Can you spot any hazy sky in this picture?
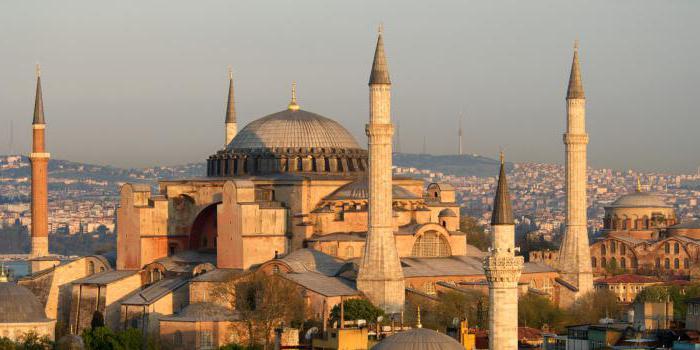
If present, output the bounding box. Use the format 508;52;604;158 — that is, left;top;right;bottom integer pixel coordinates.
1;1;698;172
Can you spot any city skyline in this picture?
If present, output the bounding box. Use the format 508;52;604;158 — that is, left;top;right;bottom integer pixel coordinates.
1;1;698;172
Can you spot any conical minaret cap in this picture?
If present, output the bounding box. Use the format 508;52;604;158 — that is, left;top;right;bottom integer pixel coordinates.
369;26;391;85
225;66;236;123
33;64;45;125
566;41;585;100
491;152;514;225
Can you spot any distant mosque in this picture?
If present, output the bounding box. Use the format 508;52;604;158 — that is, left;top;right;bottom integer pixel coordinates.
5;29;599;350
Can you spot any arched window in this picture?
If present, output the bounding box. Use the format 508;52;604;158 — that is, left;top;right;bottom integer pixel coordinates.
664;242;670;254
611;241;616;254
674;258;680;269
632;257;638;268
674;243;680;254
655;258;661;268
620;244;626;255
591;257;597;268
601;257;607;268
664;258;670;269
620;257;626;268
88;261;95;275
345;246;354;258
601;244;606;256
411;231;451;257
610;257;617;268
174;331;183;346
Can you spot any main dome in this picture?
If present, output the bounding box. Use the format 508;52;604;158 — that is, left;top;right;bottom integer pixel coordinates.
227;109;362;150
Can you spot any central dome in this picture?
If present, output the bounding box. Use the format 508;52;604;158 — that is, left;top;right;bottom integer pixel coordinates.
228;109;362;150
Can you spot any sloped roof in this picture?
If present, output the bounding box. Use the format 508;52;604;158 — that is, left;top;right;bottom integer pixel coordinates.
277;248;346;276
281;272;358;297
72;270;138;285
121;277;189;305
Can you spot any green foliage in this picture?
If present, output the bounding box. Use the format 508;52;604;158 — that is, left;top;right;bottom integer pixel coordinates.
82;326;144;350
0;337;14;350
604;259;627;276
219;344;262;350
567;289;621;325
518;293;565;329
330;299;384;324
460;216;488;251
433;291;487;329
634;283;700;319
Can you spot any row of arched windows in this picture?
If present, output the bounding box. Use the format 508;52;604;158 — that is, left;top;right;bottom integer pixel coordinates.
655;257;690;270
663;242;681;254
592;256;638;269
600;241;628;256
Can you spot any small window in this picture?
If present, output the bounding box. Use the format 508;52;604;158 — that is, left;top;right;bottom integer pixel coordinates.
655;258;661;268
620;244;626;255
611;242;616;254
200;331;213;350
88;261;95;275
665;258;670;269
174;331;183;346
601;244;606;256
674;243;680;254
591;257;597;268
621;257;626;268
664;242;670;254
272;265;281;274
675;258;680;269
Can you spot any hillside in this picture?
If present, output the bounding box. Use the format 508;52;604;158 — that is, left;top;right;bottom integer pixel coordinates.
393;153;510;178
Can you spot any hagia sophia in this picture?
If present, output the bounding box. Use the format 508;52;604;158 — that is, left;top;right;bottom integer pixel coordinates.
1;27;695;350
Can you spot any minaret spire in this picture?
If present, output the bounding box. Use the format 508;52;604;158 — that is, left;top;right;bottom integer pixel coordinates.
558;41;593;297
357;27;405;315
224;65;237;146
33;64;45;125
491;151;513;225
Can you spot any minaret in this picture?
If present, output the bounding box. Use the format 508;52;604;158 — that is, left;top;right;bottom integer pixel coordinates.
224;66;237;146
458;114;463;155
558;41;593;296
483;152;523;350
357;26;405;315
29;65;51;268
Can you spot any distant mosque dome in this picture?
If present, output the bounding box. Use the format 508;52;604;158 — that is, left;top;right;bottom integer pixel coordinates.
371;328;464;350
228;109;362;151
609;192;670;208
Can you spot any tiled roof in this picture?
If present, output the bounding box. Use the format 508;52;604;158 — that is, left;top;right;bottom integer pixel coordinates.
72;270;138;285
121;277;189;305
277;248;345;276
190;268;244;282
594;274;660;284
281;272;358;297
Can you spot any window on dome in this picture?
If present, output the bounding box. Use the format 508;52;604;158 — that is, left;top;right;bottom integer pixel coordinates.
664;243;670;254
411;231;451;257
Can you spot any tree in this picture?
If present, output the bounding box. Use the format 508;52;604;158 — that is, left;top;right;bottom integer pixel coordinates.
17;331;53;350
82;326;144;350
567;289;621;325
330;299;384;325
518;293;565;330
90;311;105;329
211;272;307;349
0;337;14;350
460;216;488;251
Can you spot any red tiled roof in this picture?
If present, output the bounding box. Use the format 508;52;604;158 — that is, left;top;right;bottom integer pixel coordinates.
594;274;660;284
518;327;543;341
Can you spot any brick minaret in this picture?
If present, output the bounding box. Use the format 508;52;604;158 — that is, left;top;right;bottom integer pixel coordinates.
558;42;593;296
356;27;405;314
484;153;523;350
224;66;237;146
30;65;50;263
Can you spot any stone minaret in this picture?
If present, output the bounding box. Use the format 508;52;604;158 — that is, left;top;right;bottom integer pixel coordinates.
558;42;593;296
224;66;237;146
356;27;405;315
483;153;523;350
30;65;50;266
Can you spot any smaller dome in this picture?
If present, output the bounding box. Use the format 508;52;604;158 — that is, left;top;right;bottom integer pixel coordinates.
325;179;420;201
56;334;85;350
372;328;464;350
0;282;49;323
438;209;457;217
609;192;671;208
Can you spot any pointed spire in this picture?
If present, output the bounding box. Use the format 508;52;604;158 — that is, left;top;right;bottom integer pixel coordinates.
225;66;236;123
491;151;514;225
33;64;45;125
288;81;300;111
566;40;585;99
369;24;391;85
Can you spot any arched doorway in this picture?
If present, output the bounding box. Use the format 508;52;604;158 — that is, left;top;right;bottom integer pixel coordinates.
189;203;219;251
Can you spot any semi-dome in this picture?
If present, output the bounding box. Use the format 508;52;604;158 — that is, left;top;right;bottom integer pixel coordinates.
0;282;50;323
371;328;464;350
228;109;361;150
325;179;420;201
609;192;670;208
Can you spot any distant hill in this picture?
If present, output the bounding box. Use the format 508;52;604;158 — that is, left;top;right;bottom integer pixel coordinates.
393;153;512;178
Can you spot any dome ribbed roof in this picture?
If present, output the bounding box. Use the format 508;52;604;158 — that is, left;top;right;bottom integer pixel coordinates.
0;282;49;323
325;179;419;201
609;192;671;208
371;328;464;350
227;109;361;150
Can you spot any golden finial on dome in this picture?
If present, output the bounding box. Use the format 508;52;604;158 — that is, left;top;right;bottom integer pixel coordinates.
288;81;300;111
